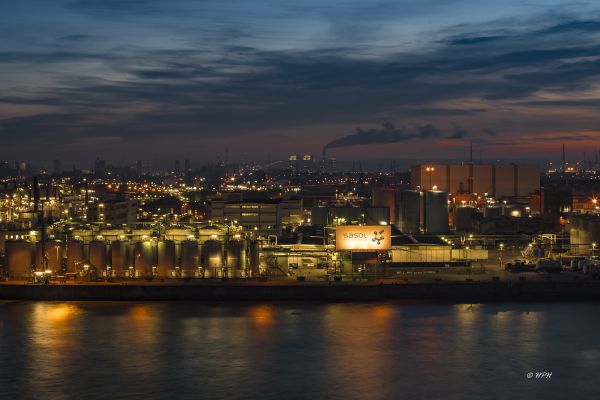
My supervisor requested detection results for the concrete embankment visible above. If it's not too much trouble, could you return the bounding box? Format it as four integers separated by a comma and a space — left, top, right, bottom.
2, 281, 600, 301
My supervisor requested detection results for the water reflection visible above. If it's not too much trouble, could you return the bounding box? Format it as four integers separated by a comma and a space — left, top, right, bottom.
0, 301, 599, 400
26, 303, 84, 400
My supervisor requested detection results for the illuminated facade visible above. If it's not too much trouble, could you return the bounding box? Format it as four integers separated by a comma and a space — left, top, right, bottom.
411, 164, 540, 198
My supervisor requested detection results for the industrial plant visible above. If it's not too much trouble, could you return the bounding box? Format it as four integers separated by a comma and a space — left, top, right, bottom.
1, 147, 600, 293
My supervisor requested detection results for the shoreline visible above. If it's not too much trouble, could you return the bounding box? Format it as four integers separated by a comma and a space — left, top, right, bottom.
3, 280, 600, 302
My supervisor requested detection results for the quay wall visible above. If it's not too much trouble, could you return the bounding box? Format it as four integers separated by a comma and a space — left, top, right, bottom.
2, 281, 600, 301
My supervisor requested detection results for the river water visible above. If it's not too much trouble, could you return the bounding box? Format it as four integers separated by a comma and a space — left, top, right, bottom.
0, 301, 598, 400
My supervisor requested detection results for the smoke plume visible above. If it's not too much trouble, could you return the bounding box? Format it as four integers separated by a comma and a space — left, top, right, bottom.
322, 122, 468, 156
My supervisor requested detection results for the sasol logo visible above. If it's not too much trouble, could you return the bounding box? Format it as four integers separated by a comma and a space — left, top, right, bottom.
372, 230, 385, 245
342, 230, 385, 246
343, 233, 368, 239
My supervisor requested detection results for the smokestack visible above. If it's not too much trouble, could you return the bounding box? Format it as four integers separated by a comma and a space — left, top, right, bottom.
33, 176, 40, 213
470, 141, 473, 163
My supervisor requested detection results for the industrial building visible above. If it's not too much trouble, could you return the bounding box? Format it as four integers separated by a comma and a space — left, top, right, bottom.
570, 214, 600, 254
210, 198, 302, 233
288, 154, 315, 171
310, 206, 390, 226
87, 199, 139, 225
1, 223, 488, 280
411, 164, 540, 198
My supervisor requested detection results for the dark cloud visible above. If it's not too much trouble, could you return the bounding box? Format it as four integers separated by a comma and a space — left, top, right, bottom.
57, 34, 93, 42
3, 4, 600, 163
449, 35, 505, 45
322, 122, 470, 154
447, 126, 469, 139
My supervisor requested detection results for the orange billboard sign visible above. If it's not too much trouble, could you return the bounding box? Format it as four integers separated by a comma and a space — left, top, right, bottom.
335, 225, 392, 251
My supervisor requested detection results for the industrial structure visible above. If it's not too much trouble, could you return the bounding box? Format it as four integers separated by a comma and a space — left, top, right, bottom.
411, 164, 540, 198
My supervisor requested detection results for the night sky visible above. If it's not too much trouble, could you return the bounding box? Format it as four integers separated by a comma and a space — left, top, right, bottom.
2, 0, 600, 167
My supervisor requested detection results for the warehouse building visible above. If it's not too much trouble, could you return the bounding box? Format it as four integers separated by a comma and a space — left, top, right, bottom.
411, 164, 540, 198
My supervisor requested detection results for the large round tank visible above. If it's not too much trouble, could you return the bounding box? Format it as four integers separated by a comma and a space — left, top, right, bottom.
35, 241, 64, 272
226, 240, 246, 277
589, 217, 600, 247
484, 206, 502, 218
397, 190, 421, 234
580, 217, 591, 245
180, 240, 199, 277
4, 240, 33, 277
157, 240, 176, 277
66, 241, 84, 273
424, 190, 449, 234
454, 206, 475, 233
504, 204, 525, 218
133, 241, 155, 277
110, 240, 129, 277
570, 215, 581, 246
89, 240, 108, 272
249, 241, 260, 277
201, 240, 223, 277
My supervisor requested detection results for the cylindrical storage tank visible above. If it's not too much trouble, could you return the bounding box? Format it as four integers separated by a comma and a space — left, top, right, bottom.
574, 216, 589, 256
110, 240, 129, 277
35, 241, 64, 272
133, 241, 154, 277
580, 217, 591, 245
89, 240, 108, 272
484, 206, 502, 218
397, 190, 421, 234
66, 241, 84, 273
157, 240, 176, 277
424, 190, 449, 234
180, 240, 199, 277
201, 240, 223, 278
503, 204, 525, 218
226, 240, 246, 278
570, 216, 581, 248
249, 241, 260, 277
4, 240, 33, 277
454, 206, 475, 233
589, 218, 600, 248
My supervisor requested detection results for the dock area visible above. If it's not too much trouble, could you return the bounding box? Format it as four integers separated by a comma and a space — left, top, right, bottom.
3, 274, 600, 301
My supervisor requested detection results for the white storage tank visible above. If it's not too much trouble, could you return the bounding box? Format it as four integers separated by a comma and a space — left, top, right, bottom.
66, 241, 85, 273
397, 190, 421, 234
249, 241, 260, 277
133, 240, 155, 277
226, 240, 246, 278
89, 240, 108, 272
424, 190, 449, 234
180, 239, 199, 277
35, 241, 64, 272
570, 215, 582, 246
157, 240, 176, 277
110, 240, 129, 277
454, 206, 476, 233
484, 206, 502, 218
588, 217, 600, 246
201, 240, 223, 277
4, 240, 33, 277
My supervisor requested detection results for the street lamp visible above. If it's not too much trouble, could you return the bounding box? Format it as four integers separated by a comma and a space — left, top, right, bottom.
499, 243, 505, 269
425, 166, 435, 190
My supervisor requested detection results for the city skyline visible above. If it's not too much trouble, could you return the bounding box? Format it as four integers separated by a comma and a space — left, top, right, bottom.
2, 1, 600, 164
